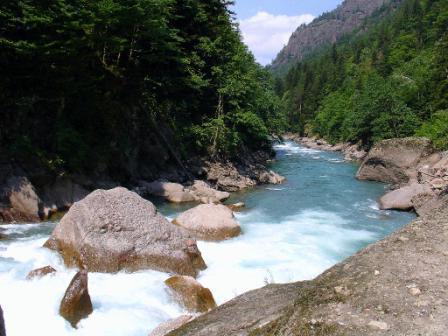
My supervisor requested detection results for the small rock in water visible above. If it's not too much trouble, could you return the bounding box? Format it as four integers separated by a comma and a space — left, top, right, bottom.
26, 265, 57, 280
368, 320, 388, 330
165, 275, 217, 313
59, 270, 93, 328
227, 202, 246, 212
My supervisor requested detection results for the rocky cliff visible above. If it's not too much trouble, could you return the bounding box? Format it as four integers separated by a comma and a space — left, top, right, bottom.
270, 0, 401, 73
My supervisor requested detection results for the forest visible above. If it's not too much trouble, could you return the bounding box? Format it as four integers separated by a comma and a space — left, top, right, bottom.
277, 0, 448, 149
0, 0, 284, 178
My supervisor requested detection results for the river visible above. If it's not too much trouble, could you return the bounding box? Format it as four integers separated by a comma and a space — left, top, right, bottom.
0, 141, 415, 335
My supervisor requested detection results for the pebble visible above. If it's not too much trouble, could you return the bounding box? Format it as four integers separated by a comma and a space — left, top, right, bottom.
409, 287, 421, 296
374, 270, 380, 276
368, 320, 389, 330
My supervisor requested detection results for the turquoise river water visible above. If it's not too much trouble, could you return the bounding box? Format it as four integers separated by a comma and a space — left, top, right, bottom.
0, 141, 415, 335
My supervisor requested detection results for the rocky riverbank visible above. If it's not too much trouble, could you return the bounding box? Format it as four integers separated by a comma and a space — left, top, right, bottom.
0, 149, 284, 224
283, 134, 448, 215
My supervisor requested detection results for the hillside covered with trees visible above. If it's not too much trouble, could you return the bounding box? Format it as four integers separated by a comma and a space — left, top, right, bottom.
0, 0, 284, 180
277, 0, 448, 149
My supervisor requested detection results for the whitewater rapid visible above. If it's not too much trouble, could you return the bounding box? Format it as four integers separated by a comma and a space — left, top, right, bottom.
0, 142, 415, 335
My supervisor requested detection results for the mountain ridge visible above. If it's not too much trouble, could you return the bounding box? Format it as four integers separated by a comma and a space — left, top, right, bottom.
270, 0, 402, 73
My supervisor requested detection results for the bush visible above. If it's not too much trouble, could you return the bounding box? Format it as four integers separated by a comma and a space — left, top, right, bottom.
417, 110, 448, 150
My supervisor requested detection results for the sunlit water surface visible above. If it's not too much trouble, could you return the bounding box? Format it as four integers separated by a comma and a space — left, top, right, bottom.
0, 142, 415, 335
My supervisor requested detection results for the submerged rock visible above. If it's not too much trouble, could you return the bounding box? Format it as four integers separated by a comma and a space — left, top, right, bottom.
44, 187, 206, 276
173, 204, 241, 241
379, 183, 434, 211
165, 275, 217, 313
59, 270, 93, 328
26, 265, 57, 280
357, 137, 434, 186
149, 315, 194, 336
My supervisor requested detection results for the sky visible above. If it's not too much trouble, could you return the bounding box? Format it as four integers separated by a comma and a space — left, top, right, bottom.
232, 0, 344, 65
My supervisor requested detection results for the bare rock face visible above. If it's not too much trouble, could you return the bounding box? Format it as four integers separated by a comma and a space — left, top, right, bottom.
357, 137, 435, 186
59, 270, 93, 328
271, 0, 397, 72
173, 204, 241, 241
26, 265, 57, 280
44, 187, 206, 276
0, 176, 42, 222
379, 183, 434, 211
165, 275, 217, 313
0, 305, 5, 336
149, 315, 194, 336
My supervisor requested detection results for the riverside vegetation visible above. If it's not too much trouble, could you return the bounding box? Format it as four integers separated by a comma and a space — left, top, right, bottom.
275, 0, 448, 150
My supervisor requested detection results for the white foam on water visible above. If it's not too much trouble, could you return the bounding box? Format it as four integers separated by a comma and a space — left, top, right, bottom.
274, 142, 321, 155
196, 209, 376, 305
0, 234, 184, 336
0, 205, 377, 336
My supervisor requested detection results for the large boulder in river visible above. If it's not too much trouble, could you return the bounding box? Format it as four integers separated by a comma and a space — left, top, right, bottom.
165, 275, 217, 313
379, 183, 434, 211
44, 187, 206, 276
357, 137, 434, 186
173, 204, 241, 241
59, 270, 93, 328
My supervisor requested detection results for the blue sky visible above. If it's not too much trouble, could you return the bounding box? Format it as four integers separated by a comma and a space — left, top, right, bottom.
232, 0, 344, 65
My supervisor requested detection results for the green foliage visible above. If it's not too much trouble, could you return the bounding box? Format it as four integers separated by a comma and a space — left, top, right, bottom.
417, 110, 448, 150
278, 0, 448, 147
0, 0, 281, 175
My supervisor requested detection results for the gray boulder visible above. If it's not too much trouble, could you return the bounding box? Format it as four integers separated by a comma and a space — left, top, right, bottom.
357, 137, 434, 186
173, 204, 241, 241
44, 187, 206, 276
379, 183, 434, 211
